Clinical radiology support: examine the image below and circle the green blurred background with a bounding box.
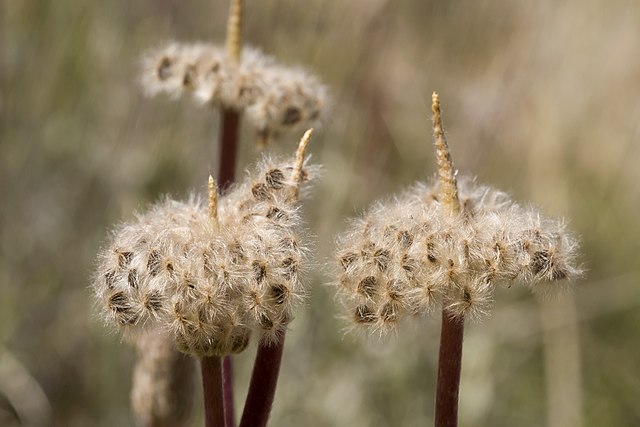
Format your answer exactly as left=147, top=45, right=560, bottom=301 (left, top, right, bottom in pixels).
left=2, top=0, right=639, bottom=425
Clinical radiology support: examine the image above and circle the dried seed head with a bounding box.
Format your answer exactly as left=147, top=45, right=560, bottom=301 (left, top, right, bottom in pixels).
left=141, top=42, right=329, bottom=143
left=334, top=95, right=581, bottom=336
left=93, top=137, right=318, bottom=354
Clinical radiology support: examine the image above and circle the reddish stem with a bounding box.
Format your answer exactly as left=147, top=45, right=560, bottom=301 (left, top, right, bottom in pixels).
left=217, top=107, right=241, bottom=426
left=201, top=356, right=225, bottom=427
left=239, top=331, right=286, bottom=427
left=434, top=310, right=465, bottom=427
left=223, top=356, right=235, bottom=427
left=218, top=108, right=241, bottom=190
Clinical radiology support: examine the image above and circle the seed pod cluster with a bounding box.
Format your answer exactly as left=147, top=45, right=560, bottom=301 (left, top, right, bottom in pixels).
left=335, top=177, right=581, bottom=334
left=93, top=155, right=317, bottom=356
left=141, top=43, right=328, bottom=141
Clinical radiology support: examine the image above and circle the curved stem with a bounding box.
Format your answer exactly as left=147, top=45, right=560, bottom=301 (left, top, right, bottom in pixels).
left=239, top=331, right=286, bottom=427
left=201, top=356, right=225, bottom=427
left=434, top=310, right=464, bottom=427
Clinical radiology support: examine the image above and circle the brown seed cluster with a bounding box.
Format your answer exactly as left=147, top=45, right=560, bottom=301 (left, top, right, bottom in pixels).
left=93, top=153, right=317, bottom=356
left=335, top=177, right=581, bottom=334
left=141, top=43, right=328, bottom=142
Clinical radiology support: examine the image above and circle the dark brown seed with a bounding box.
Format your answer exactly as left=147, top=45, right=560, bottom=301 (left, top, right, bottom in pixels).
left=398, top=231, right=413, bottom=248
left=531, top=250, right=551, bottom=275
left=357, top=276, right=377, bottom=297
left=339, top=252, right=358, bottom=270
left=118, top=251, right=133, bottom=269
left=280, top=237, right=298, bottom=250
left=281, top=257, right=297, bottom=279
left=265, top=169, right=286, bottom=189
left=427, top=242, right=437, bottom=263
left=361, top=242, right=376, bottom=258
left=380, top=302, right=398, bottom=323
left=282, top=106, right=302, bottom=126
left=105, top=270, right=116, bottom=289
left=463, top=288, right=472, bottom=303
left=108, top=292, right=138, bottom=325
left=144, top=291, right=163, bottom=312
left=269, top=284, right=289, bottom=305
left=109, top=291, right=128, bottom=309
left=374, top=249, right=391, bottom=272
left=401, top=254, right=416, bottom=274
left=386, top=280, right=403, bottom=300
left=127, top=270, right=139, bottom=288
left=147, top=250, right=161, bottom=276
left=178, top=274, right=196, bottom=292
left=267, top=206, right=286, bottom=221
left=251, top=183, right=270, bottom=201
left=259, top=314, right=274, bottom=330
left=157, top=57, right=173, bottom=80
left=229, top=241, right=245, bottom=263
left=253, top=260, right=267, bottom=283
left=354, top=305, right=376, bottom=323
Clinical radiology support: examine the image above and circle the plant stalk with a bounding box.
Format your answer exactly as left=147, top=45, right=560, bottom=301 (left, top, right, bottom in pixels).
left=218, top=108, right=241, bottom=190
left=434, top=310, right=464, bottom=427
left=223, top=356, right=235, bottom=427
left=201, top=356, right=225, bottom=427
left=239, top=331, right=286, bottom=427
left=217, top=107, right=241, bottom=425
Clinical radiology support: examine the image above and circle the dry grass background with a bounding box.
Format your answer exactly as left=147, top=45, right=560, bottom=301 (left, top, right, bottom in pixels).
left=1, top=0, right=639, bottom=426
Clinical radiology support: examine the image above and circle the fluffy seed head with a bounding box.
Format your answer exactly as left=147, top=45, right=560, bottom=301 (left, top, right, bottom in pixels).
left=141, top=42, right=329, bottom=144
left=93, top=132, right=318, bottom=355
left=334, top=94, right=581, bottom=335
left=335, top=177, right=581, bottom=335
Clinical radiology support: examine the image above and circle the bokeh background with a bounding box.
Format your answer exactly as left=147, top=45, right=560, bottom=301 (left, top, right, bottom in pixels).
left=2, top=0, right=639, bottom=426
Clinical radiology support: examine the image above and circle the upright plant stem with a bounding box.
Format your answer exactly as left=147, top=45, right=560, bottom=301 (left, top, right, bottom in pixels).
left=222, top=356, right=235, bottom=427
left=239, top=331, right=286, bottom=427
left=216, top=107, right=241, bottom=427
left=218, top=108, right=241, bottom=190
left=434, top=310, right=464, bottom=427
left=201, top=356, right=225, bottom=427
